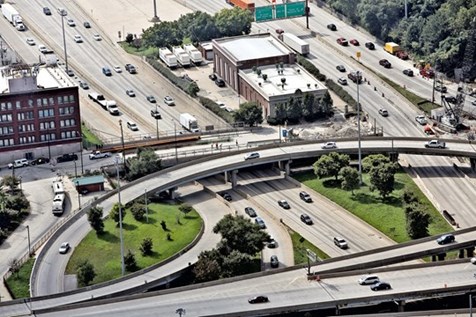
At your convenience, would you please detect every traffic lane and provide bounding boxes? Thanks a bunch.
[198,177,294,268]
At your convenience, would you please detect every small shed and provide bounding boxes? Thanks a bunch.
[199,42,214,61]
[72,175,105,194]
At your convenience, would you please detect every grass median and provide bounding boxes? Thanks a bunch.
[66,202,202,285]
[293,170,453,243]
[4,257,35,299]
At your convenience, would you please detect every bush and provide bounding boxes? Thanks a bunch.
[124,249,138,272]
[199,97,235,124]
[130,202,146,221]
[325,79,358,110]
[140,238,153,256]
[297,55,326,82]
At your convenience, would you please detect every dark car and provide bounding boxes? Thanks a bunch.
[248,295,269,304]
[403,69,414,77]
[300,214,313,225]
[436,234,455,245]
[125,63,137,74]
[336,65,346,72]
[150,109,161,119]
[270,255,279,268]
[435,84,448,93]
[365,42,375,50]
[83,21,91,28]
[220,192,232,201]
[444,96,458,104]
[43,7,52,15]
[56,153,78,163]
[275,28,285,34]
[371,281,392,291]
[209,73,217,81]
[349,39,359,46]
[327,23,337,31]
[379,59,391,68]
[215,78,226,87]
[278,200,290,209]
[267,239,277,248]
[102,67,112,76]
[31,157,50,165]
[245,207,257,217]
[147,95,157,103]
[299,191,312,203]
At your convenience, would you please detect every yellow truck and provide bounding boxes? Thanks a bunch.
[384,42,408,59]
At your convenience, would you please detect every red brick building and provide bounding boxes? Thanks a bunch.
[0,69,81,164]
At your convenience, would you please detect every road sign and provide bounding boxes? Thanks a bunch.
[255,1,305,22]
[306,248,317,262]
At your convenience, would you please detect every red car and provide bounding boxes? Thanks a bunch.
[337,38,348,46]
[349,39,359,46]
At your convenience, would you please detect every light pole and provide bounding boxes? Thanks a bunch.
[75,180,81,209]
[59,9,69,72]
[73,160,78,178]
[155,104,159,140]
[151,0,160,22]
[115,155,125,276]
[356,71,363,185]
[173,120,178,164]
[26,225,31,257]
[119,120,125,164]
[144,189,149,223]
[18,176,22,191]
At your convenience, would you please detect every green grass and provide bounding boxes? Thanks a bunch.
[81,123,102,147]
[66,203,203,284]
[119,42,158,57]
[290,231,329,265]
[293,170,453,243]
[5,257,35,299]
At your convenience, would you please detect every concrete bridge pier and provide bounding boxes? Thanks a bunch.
[467,247,475,257]
[224,171,229,184]
[459,249,466,259]
[231,170,238,188]
[334,305,341,315]
[437,253,447,261]
[279,160,292,175]
[168,187,178,199]
[471,158,476,172]
[397,300,406,312]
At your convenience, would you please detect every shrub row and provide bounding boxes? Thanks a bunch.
[199,97,235,124]
[325,78,358,111]
[297,55,326,82]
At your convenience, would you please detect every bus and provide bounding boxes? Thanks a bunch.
[52,181,65,195]
[52,193,65,215]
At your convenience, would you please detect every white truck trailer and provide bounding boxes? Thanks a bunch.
[179,113,200,133]
[159,48,178,68]
[281,33,310,55]
[1,4,25,31]
[172,47,191,67]
[184,44,203,65]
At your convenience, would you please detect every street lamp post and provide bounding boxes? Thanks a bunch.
[59,10,69,72]
[173,120,178,164]
[18,176,22,192]
[73,160,78,178]
[26,225,31,257]
[115,156,125,276]
[155,104,159,140]
[356,71,363,185]
[75,181,81,209]
[151,0,160,22]
[144,189,149,223]
[119,120,125,164]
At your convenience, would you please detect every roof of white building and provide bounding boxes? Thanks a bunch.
[0,66,63,95]
[219,35,292,61]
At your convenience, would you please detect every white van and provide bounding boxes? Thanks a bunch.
[8,159,29,169]
[358,275,380,285]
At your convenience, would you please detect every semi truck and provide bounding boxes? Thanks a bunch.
[159,48,178,68]
[226,0,255,11]
[281,33,310,56]
[2,4,25,31]
[383,42,408,60]
[179,113,200,133]
[172,46,191,67]
[184,44,203,65]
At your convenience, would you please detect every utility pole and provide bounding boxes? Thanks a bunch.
[305,0,310,29]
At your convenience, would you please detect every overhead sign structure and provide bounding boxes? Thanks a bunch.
[255,1,306,22]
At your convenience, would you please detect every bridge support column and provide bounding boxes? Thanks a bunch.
[438,253,447,261]
[224,171,228,184]
[284,160,292,176]
[431,255,437,262]
[397,300,406,312]
[471,158,476,172]
[168,187,177,199]
[459,249,465,259]
[278,160,284,170]
[467,247,475,258]
[335,305,341,315]
[389,152,399,162]
[231,170,238,188]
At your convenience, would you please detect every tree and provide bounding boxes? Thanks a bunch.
[221,250,254,277]
[140,238,153,256]
[124,249,138,272]
[179,204,193,217]
[339,166,360,194]
[402,187,418,205]
[213,214,270,256]
[369,163,397,199]
[362,154,390,172]
[87,206,104,234]
[233,102,263,126]
[405,204,430,239]
[313,152,350,180]
[214,7,253,37]
[0,175,19,193]
[193,249,222,282]
[110,203,126,227]
[142,21,182,48]
[130,202,146,221]
[76,260,96,287]
[125,149,161,181]
[125,33,134,44]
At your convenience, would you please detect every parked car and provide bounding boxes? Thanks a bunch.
[336,65,346,72]
[321,141,337,149]
[215,78,226,87]
[164,96,175,106]
[209,73,217,81]
[56,153,78,163]
[378,108,389,117]
[244,152,260,160]
[270,255,279,268]
[349,39,359,46]
[327,23,337,31]
[147,95,157,103]
[445,96,458,104]
[126,121,138,131]
[8,159,29,169]
[436,234,455,245]
[66,69,74,77]
[337,77,347,85]
[435,84,447,93]
[31,157,50,165]
[89,151,111,160]
[379,59,391,68]
[300,214,313,225]
[337,38,348,46]
[255,217,266,229]
[358,274,380,285]
[299,191,312,203]
[403,69,414,77]
[365,42,375,50]
[248,295,269,304]
[334,237,348,249]
[371,281,392,291]
[278,200,290,209]
[245,207,257,217]
[415,115,427,125]
[59,242,70,254]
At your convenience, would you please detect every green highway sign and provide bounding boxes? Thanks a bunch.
[255,1,306,22]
